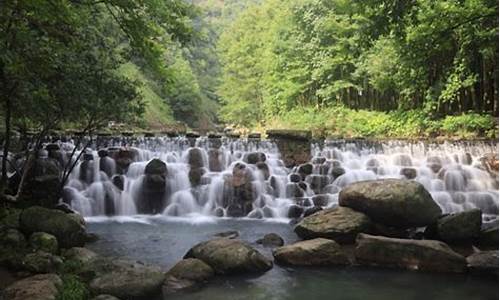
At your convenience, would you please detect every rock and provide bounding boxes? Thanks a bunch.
[23,251,63,273]
[435,209,482,243]
[97,149,109,158]
[111,148,138,171]
[339,179,441,228]
[208,149,223,172]
[184,238,273,275]
[112,175,124,191]
[45,144,60,152]
[354,233,466,273]
[478,226,498,248]
[21,158,61,208]
[312,157,327,165]
[304,206,322,217]
[393,154,413,166]
[244,152,266,164]
[91,295,121,300]
[288,205,304,219]
[467,251,498,276]
[0,228,27,269]
[312,194,330,207]
[88,258,165,299]
[3,274,62,300]
[145,159,167,175]
[62,247,98,265]
[231,163,252,187]
[256,233,284,247]
[29,232,58,254]
[256,162,270,180]
[297,163,313,178]
[0,228,26,249]
[294,206,372,244]
[273,238,349,266]
[213,231,239,239]
[20,206,87,248]
[188,168,205,186]
[162,258,214,295]
[187,148,205,169]
[54,203,75,214]
[400,167,417,179]
[329,167,345,179]
[289,173,301,183]
[306,175,329,194]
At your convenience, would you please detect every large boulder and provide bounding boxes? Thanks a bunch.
[88,258,165,299]
[21,157,62,208]
[184,238,273,275]
[145,159,167,176]
[339,179,442,228]
[435,209,482,243]
[162,258,215,295]
[187,148,205,169]
[294,206,372,244]
[273,238,349,266]
[466,251,498,277]
[0,228,27,269]
[20,206,87,248]
[354,233,466,273]
[2,274,62,300]
[139,159,169,214]
[477,226,499,248]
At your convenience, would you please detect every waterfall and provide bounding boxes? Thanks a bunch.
[59,137,498,225]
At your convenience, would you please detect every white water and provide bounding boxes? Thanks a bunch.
[60,137,498,225]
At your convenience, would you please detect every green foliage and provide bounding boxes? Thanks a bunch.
[56,275,89,300]
[441,113,497,137]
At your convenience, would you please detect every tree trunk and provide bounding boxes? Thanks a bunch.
[1,96,12,192]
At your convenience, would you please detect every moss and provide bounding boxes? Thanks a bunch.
[56,275,89,300]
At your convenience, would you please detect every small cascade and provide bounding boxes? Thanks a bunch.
[59,137,498,224]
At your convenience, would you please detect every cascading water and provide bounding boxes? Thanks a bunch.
[61,137,498,226]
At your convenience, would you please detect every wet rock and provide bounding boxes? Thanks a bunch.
[112,175,124,191]
[435,209,482,243]
[355,233,466,273]
[294,207,372,244]
[145,159,167,176]
[79,160,95,184]
[20,206,87,248]
[231,163,252,187]
[273,238,349,266]
[187,148,205,169]
[288,205,304,219]
[83,153,94,161]
[479,152,499,182]
[306,175,329,194]
[88,258,165,299]
[214,207,224,217]
[97,149,109,158]
[467,251,498,276]
[54,203,75,214]
[266,130,312,167]
[162,258,215,295]
[226,204,244,217]
[427,156,443,173]
[329,167,345,179]
[0,228,26,249]
[312,194,330,207]
[298,163,313,179]
[188,168,205,186]
[23,251,63,273]
[3,274,62,300]
[29,232,58,254]
[244,152,266,164]
[304,206,323,217]
[247,209,264,219]
[289,173,301,183]
[184,238,273,275]
[256,233,284,247]
[213,231,239,239]
[208,149,223,172]
[339,179,441,228]
[256,162,270,180]
[400,167,417,179]
[286,183,304,198]
[312,157,327,165]
[0,228,27,269]
[393,154,413,166]
[112,148,138,172]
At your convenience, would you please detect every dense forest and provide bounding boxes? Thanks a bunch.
[0,0,498,139]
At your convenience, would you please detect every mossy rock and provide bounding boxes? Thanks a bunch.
[22,251,63,273]
[29,232,59,254]
[20,206,87,248]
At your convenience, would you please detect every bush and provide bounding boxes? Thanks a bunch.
[56,275,89,300]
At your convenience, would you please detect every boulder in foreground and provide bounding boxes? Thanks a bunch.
[294,206,372,244]
[273,238,349,266]
[20,206,87,248]
[467,251,499,277]
[339,179,442,228]
[354,233,466,273]
[435,209,482,243]
[3,274,62,300]
[184,238,273,275]
[162,258,215,295]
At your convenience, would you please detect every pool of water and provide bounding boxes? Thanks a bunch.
[86,216,498,300]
